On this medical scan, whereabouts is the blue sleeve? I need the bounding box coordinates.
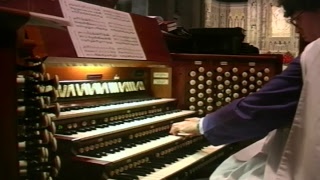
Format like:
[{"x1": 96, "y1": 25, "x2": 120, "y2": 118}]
[{"x1": 202, "y1": 57, "x2": 302, "y2": 146}]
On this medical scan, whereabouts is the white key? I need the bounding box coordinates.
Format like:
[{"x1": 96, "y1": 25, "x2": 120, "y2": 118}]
[
  {"x1": 55, "y1": 110, "x2": 195, "y2": 141},
  {"x1": 140, "y1": 145, "x2": 225, "y2": 180},
  {"x1": 76, "y1": 135, "x2": 183, "y2": 163},
  {"x1": 51, "y1": 98, "x2": 176, "y2": 121}
]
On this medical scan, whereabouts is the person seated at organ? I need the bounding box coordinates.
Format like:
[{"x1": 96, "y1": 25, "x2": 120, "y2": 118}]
[{"x1": 170, "y1": 0, "x2": 320, "y2": 179}]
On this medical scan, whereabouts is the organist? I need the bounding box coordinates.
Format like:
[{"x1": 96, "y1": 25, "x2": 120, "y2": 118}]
[{"x1": 170, "y1": 0, "x2": 320, "y2": 179}]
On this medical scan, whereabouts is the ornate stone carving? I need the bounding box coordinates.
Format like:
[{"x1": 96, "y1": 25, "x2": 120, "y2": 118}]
[{"x1": 204, "y1": 0, "x2": 299, "y2": 56}]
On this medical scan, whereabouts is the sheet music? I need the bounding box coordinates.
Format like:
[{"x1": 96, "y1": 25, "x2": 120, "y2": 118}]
[{"x1": 59, "y1": 0, "x2": 146, "y2": 60}]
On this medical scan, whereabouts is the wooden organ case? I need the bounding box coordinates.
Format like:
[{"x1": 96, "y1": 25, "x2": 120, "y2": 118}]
[
  {"x1": 0, "y1": 7, "x2": 62, "y2": 180},
  {"x1": 1, "y1": 1, "x2": 284, "y2": 180},
  {"x1": 0, "y1": 1, "x2": 234, "y2": 180}
]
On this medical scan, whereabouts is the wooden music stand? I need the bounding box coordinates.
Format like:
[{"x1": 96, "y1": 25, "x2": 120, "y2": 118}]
[{"x1": 0, "y1": 0, "x2": 171, "y2": 62}]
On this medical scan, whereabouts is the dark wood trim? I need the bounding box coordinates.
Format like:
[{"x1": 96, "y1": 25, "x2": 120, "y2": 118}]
[{"x1": 0, "y1": 29, "x2": 19, "y2": 180}]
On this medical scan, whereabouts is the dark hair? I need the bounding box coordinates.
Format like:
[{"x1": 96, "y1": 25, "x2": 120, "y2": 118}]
[{"x1": 277, "y1": 0, "x2": 320, "y2": 17}]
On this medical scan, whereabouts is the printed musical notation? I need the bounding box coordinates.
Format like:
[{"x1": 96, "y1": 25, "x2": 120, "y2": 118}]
[{"x1": 59, "y1": 0, "x2": 146, "y2": 60}]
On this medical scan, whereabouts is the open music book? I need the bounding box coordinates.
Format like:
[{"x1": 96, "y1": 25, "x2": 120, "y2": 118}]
[{"x1": 58, "y1": 0, "x2": 146, "y2": 60}]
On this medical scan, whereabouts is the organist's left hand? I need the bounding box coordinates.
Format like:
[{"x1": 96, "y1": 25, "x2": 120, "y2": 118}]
[{"x1": 169, "y1": 117, "x2": 201, "y2": 136}]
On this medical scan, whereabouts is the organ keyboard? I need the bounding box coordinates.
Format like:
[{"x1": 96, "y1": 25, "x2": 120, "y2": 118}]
[
  {"x1": 104, "y1": 144, "x2": 226, "y2": 180},
  {"x1": 56, "y1": 109, "x2": 194, "y2": 141},
  {"x1": 52, "y1": 97, "x2": 176, "y2": 121},
  {"x1": 138, "y1": 145, "x2": 225, "y2": 180},
  {"x1": 70, "y1": 136, "x2": 228, "y2": 180}
]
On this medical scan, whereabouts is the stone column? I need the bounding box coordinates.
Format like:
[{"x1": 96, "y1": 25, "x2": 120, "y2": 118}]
[
  {"x1": 204, "y1": 0, "x2": 212, "y2": 27},
  {"x1": 132, "y1": 0, "x2": 148, "y2": 16}
]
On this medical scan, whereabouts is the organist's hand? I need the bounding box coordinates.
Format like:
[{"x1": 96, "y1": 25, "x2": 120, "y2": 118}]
[{"x1": 169, "y1": 117, "x2": 201, "y2": 136}]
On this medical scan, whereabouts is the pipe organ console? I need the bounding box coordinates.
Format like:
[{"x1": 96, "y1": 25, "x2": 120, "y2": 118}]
[
  {"x1": 44, "y1": 53, "x2": 283, "y2": 180},
  {"x1": 1, "y1": 2, "x2": 284, "y2": 180},
  {"x1": 41, "y1": 60, "x2": 233, "y2": 180},
  {"x1": 171, "y1": 53, "x2": 283, "y2": 116}
]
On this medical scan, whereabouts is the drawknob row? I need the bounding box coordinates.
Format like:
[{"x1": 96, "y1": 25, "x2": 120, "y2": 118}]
[
  {"x1": 16, "y1": 55, "x2": 61, "y2": 180},
  {"x1": 186, "y1": 66, "x2": 272, "y2": 116}
]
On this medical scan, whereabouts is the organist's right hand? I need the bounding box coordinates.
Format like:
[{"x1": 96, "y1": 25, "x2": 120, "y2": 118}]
[{"x1": 169, "y1": 117, "x2": 201, "y2": 136}]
